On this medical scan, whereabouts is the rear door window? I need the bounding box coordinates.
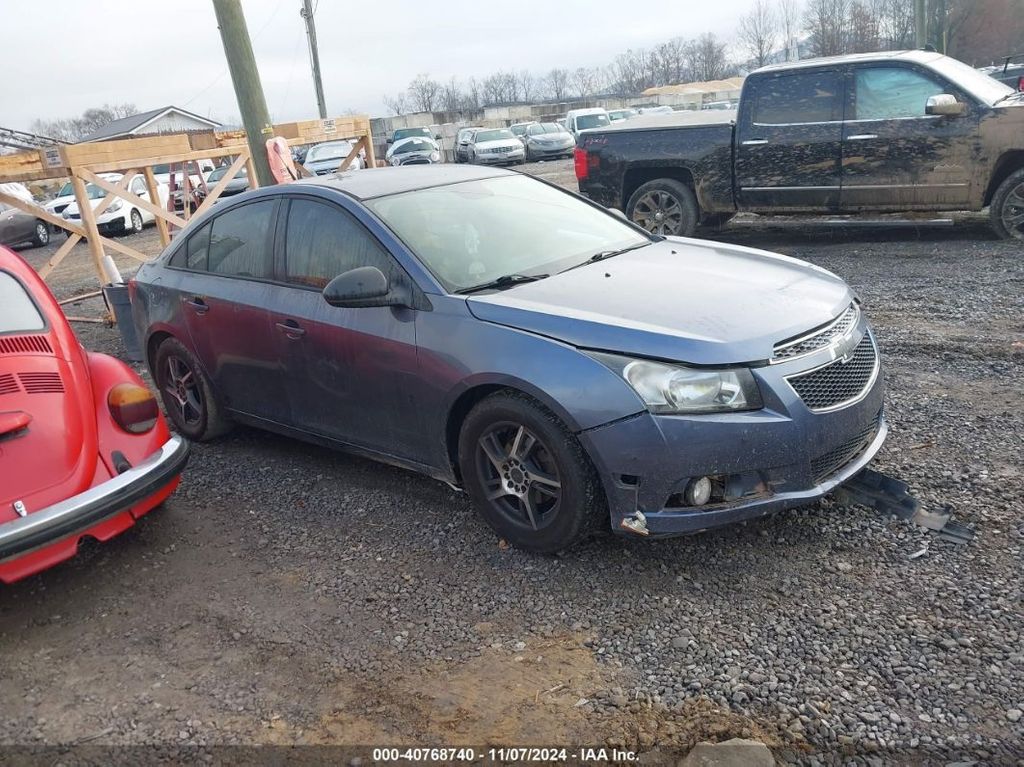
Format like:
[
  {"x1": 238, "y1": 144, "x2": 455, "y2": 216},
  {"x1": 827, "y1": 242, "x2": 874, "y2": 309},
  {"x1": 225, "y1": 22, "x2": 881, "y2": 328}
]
[
  {"x1": 853, "y1": 67, "x2": 947, "y2": 120},
  {"x1": 207, "y1": 201, "x2": 276, "y2": 279},
  {"x1": 0, "y1": 272, "x2": 45, "y2": 332},
  {"x1": 752, "y1": 71, "x2": 843, "y2": 124}
]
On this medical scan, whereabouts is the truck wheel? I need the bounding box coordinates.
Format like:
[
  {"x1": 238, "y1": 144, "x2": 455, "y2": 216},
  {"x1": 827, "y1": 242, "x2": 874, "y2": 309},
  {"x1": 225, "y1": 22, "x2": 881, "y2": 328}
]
[
  {"x1": 458, "y1": 391, "x2": 606, "y2": 554},
  {"x1": 627, "y1": 179, "x2": 699, "y2": 237},
  {"x1": 990, "y1": 167, "x2": 1024, "y2": 241}
]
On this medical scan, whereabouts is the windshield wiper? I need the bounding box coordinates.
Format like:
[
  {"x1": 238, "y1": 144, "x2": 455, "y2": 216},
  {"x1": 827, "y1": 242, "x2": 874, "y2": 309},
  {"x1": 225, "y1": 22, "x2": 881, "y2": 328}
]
[
  {"x1": 994, "y1": 90, "x2": 1023, "y2": 106},
  {"x1": 559, "y1": 241, "x2": 652, "y2": 274},
  {"x1": 456, "y1": 273, "x2": 549, "y2": 295}
]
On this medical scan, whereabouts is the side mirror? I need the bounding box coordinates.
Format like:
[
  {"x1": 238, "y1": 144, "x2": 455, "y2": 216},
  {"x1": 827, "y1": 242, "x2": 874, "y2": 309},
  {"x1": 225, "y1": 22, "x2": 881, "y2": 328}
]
[
  {"x1": 434, "y1": 133, "x2": 442, "y2": 140},
  {"x1": 386, "y1": 137, "x2": 394, "y2": 144},
  {"x1": 323, "y1": 266, "x2": 391, "y2": 308},
  {"x1": 926, "y1": 94, "x2": 966, "y2": 117}
]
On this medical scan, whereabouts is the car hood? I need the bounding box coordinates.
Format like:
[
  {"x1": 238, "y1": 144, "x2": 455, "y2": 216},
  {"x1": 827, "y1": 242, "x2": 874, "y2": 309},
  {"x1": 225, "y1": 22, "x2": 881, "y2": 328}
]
[
  {"x1": 304, "y1": 158, "x2": 346, "y2": 171},
  {"x1": 465, "y1": 239, "x2": 853, "y2": 365},
  {"x1": 529, "y1": 133, "x2": 573, "y2": 142},
  {"x1": 475, "y1": 139, "x2": 523, "y2": 151}
]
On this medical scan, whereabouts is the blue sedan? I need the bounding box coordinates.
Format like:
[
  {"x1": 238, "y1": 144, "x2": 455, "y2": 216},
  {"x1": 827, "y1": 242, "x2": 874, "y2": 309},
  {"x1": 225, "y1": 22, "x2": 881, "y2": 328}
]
[{"x1": 131, "y1": 165, "x2": 885, "y2": 552}]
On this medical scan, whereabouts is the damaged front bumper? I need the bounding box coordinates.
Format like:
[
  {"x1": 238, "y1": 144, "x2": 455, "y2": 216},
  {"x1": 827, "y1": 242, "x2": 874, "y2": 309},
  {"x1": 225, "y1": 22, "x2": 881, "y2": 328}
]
[{"x1": 578, "y1": 347, "x2": 887, "y2": 538}]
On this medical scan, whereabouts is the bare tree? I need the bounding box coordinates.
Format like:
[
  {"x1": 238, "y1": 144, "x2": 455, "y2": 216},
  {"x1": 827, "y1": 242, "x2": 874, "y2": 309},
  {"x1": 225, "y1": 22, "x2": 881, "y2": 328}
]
[
  {"x1": 408, "y1": 73, "x2": 442, "y2": 113},
  {"x1": 778, "y1": 0, "x2": 803, "y2": 59},
  {"x1": 441, "y1": 77, "x2": 464, "y2": 113},
  {"x1": 739, "y1": 0, "x2": 780, "y2": 67},
  {"x1": 31, "y1": 103, "x2": 139, "y2": 143},
  {"x1": 518, "y1": 70, "x2": 537, "y2": 103},
  {"x1": 545, "y1": 68, "x2": 571, "y2": 101},
  {"x1": 464, "y1": 77, "x2": 482, "y2": 110},
  {"x1": 804, "y1": 0, "x2": 851, "y2": 56},
  {"x1": 877, "y1": 0, "x2": 915, "y2": 48},
  {"x1": 573, "y1": 67, "x2": 600, "y2": 97},
  {"x1": 690, "y1": 33, "x2": 730, "y2": 81},
  {"x1": 847, "y1": 0, "x2": 881, "y2": 52},
  {"x1": 382, "y1": 92, "x2": 408, "y2": 116}
]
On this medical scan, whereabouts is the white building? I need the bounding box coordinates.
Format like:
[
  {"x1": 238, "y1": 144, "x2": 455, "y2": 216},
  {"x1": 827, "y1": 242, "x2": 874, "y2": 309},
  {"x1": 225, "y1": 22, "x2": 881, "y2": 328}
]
[{"x1": 79, "y1": 106, "x2": 221, "y2": 142}]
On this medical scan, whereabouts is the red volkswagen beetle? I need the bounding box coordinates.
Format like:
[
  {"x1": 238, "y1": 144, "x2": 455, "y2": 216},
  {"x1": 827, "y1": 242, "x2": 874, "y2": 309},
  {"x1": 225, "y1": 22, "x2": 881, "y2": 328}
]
[{"x1": 0, "y1": 246, "x2": 188, "y2": 583}]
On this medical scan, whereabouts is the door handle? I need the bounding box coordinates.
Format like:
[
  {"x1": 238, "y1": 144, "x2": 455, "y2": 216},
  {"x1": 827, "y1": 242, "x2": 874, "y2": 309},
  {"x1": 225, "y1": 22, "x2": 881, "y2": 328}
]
[
  {"x1": 846, "y1": 134, "x2": 879, "y2": 141},
  {"x1": 275, "y1": 320, "x2": 306, "y2": 338},
  {"x1": 741, "y1": 139, "x2": 769, "y2": 146},
  {"x1": 183, "y1": 297, "x2": 209, "y2": 315}
]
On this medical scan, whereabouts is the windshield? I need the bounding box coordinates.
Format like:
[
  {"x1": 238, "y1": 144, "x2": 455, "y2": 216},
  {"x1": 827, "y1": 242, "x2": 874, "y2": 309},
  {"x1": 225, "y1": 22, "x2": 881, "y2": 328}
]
[
  {"x1": 576, "y1": 113, "x2": 611, "y2": 130},
  {"x1": 56, "y1": 182, "x2": 73, "y2": 197},
  {"x1": 0, "y1": 272, "x2": 45, "y2": 333},
  {"x1": 927, "y1": 54, "x2": 1014, "y2": 104},
  {"x1": 394, "y1": 127, "x2": 432, "y2": 141},
  {"x1": 475, "y1": 129, "x2": 514, "y2": 142},
  {"x1": 152, "y1": 164, "x2": 171, "y2": 174},
  {"x1": 366, "y1": 175, "x2": 650, "y2": 292},
  {"x1": 208, "y1": 166, "x2": 247, "y2": 182},
  {"x1": 529, "y1": 123, "x2": 565, "y2": 135},
  {"x1": 306, "y1": 142, "x2": 351, "y2": 162},
  {"x1": 395, "y1": 138, "x2": 435, "y2": 153}
]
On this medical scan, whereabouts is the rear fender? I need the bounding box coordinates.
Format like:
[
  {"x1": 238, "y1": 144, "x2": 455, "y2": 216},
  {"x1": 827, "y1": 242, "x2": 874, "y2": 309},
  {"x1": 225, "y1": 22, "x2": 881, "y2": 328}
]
[{"x1": 86, "y1": 352, "x2": 171, "y2": 477}]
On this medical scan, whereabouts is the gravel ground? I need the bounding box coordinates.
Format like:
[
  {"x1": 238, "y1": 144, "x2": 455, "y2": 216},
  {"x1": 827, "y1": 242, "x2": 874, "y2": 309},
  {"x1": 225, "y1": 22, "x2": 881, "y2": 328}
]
[{"x1": 2, "y1": 160, "x2": 1022, "y2": 764}]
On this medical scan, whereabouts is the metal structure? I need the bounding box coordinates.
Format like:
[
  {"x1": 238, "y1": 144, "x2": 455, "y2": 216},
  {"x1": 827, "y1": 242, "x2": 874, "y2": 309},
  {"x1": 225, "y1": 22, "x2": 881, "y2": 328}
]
[{"x1": 0, "y1": 127, "x2": 59, "y2": 152}]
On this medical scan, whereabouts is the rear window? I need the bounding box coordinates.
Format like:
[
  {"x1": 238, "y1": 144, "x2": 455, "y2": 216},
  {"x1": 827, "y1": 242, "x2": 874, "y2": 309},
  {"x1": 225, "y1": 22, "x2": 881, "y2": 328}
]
[
  {"x1": 752, "y1": 71, "x2": 842, "y2": 124},
  {"x1": 0, "y1": 272, "x2": 45, "y2": 333}
]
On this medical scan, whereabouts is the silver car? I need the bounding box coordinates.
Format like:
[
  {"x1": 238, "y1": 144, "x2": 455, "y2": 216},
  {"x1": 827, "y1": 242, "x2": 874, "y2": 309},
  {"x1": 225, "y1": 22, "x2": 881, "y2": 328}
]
[
  {"x1": 454, "y1": 127, "x2": 482, "y2": 163},
  {"x1": 467, "y1": 129, "x2": 526, "y2": 166},
  {"x1": 522, "y1": 122, "x2": 575, "y2": 161},
  {"x1": 303, "y1": 140, "x2": 364, "y2": 175}
]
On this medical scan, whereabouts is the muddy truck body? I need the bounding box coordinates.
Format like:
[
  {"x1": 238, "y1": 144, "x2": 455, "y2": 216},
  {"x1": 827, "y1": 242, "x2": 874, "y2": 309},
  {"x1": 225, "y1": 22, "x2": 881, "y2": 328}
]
[{"x1": 575, "y1": 50, "x2": 1024, "y2": 240}]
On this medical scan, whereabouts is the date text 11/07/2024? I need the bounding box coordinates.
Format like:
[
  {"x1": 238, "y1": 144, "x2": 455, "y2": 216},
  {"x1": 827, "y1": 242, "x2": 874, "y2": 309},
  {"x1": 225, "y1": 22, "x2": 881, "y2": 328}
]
[{"x1": 372, "y1": 747, "x2": 639, "y2": 762}]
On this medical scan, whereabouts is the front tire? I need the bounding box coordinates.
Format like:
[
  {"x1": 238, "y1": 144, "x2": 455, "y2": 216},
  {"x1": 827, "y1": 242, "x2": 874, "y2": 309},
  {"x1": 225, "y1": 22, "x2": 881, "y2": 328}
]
[
  {"x1": 626, "y1": 178, "x2": 700, "y2": 237},
  {"x1": 990, "y1": 167, "x2": 1024, "y2": 240},
  {"x1": 458, "y1": 391, "x2": 605, "y2": 553},
  {"x1": 31, "y1": 221, "x2": 50, "y2": 247},
  {"x1": 154, "y1": 337, "x2": 232, "y2": 441},
  {"x1": 129, "y1": 208, "x2": 144, "y2": 234}
]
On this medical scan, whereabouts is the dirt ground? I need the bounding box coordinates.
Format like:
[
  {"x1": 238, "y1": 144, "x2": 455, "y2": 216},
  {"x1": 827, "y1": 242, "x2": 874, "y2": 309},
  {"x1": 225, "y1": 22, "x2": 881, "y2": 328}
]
[{"x1": 2, "y1": 160, "x2": 1022, "y2": 764}]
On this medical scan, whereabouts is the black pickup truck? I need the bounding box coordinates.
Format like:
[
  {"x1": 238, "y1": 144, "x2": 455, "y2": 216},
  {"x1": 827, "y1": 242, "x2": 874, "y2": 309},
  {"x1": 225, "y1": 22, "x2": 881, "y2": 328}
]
[{"x1": 575, "y1": 50, "x2": 1024, "y2": 240}]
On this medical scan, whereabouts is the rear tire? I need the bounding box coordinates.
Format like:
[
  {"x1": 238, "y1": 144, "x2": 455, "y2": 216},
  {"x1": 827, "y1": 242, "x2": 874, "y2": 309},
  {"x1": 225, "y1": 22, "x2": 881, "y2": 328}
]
[
  {"x1": 626, "y1": 178, "x2": 700, "y2": 237},
  {"x1": 154, "y1": 337, "x2": 232, "y2": 441},
  {"x1": 458, "y1": 391, "x2": 605, "y2": 553},
  {"x1": 31, "y1": 221, "x2": 50, "y2": 247},
  {"x1": 990, "y1": 167, "x2": 1024, "y2": 240}
]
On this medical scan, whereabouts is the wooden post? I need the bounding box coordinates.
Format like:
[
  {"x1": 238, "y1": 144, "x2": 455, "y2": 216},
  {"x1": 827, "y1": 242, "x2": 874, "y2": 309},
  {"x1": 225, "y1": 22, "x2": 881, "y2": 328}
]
[
  {"x1": 245, "y1": 155, "x2": 260, "y2": 190},
  {"x1": 211, "y1": 0, "x2": 275, "y2": 187},
  {"x1": 361, "y1": 134, "x2": 377, "y2": 169},
  {"x1": 70, "y1": 171, "x2": 111, "y2": 286},
  {"x1": 143, "y1": 166, "x2": 170, "y2": 246}
]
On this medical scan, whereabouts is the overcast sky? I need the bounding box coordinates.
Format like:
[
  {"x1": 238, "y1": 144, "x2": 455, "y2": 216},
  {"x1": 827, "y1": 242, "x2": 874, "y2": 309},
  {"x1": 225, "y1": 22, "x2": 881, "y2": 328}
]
[{"x1": 3, "y1": 0, "x2": 762, "y2": 132}]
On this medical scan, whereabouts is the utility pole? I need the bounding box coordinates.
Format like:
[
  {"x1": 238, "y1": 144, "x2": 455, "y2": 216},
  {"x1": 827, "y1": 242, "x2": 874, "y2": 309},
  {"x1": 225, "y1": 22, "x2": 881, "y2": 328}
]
[
  {"x1": 300, "y1": 0, "x2": 328, "y2": 119},
  {"x1": 914, "y1": 0, "x2": 928, "y2": 49},
  {"x1": 211, "y1": 0, "x2": 275, "y2": 187}
]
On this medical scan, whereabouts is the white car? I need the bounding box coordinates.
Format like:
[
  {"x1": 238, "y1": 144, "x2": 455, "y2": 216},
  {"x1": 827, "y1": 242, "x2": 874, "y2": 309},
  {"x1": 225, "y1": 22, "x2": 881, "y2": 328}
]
[
  {"x1": 466, "y1": 128, "x2": 526, "y2": 165},
  {"x1": 45, "y1": 174, "x2": 121, "y2": 231},
  {"x1": 386, "y1": 136, "x2": 441, "y2": 166},
  {"x1": 61, "y1": 173, "x2": 168, "y2": 236},
  {"x1": 564, "y1": 108, "x2": 611, "y2": 139},
  {"x1": 151, "y1": 159, "x2": 215, "y2": 188}
]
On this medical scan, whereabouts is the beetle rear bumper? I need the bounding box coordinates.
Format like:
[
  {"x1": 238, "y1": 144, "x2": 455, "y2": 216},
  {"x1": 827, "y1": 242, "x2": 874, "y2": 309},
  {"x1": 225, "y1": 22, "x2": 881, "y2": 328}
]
[{"x1": 0, "y1": 435, "x2": 189, "y2": 571}]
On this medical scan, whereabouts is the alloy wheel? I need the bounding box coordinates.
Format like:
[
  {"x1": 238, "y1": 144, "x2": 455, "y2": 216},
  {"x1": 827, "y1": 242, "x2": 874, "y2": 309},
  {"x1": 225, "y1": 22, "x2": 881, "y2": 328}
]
[
  {"x1": 1000, "y1": 182, "x2": 1024, "y2": 240},
  {"x1": 131, "y1": 209, "x2": 143, "y2": 234},
  {"x1": 475, "y1": 422, "x2": 562, "y2": 531},
  {"x1": 35, "y1": 222, "x2": 49, "y2": 245},
  {"x1": 631, "y1": 190, "x2": 684, "y2": 235},
  {"x1": 163, "y1": 355, "x2": 204, "y2": 428}
]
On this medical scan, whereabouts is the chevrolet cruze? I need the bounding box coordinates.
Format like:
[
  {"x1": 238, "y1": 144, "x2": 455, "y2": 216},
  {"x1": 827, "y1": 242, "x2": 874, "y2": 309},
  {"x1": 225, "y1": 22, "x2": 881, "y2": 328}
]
[{"x1": 131, "y1": 165, "x2": 886, "y2": 552}]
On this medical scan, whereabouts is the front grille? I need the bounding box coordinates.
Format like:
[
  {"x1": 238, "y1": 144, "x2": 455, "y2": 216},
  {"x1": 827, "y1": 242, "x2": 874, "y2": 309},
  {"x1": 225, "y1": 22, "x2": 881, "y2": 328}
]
[
  {"x1": 774, "y1": 303, "x2": 859, "y2": 362},
  {"x1": 399, "y1": 156, "x2": 431, "y2": 165},
  {"x1": 18, "y1": 372, "x2": 64, "y2": 394},
  {"x1": 0, "y1": 335, "x2": 53, "y2": 355},
  {"x1": 810, "y1": 410, "x2": 882, "y2": 484},
  {"x1": 787, "y1": 334, "x2": 877, "y2": 411},
  {"x1": 490, "y1": 146, "x2": 516, "y2": 154},
  {"x1": 0, "y1": 373, "x2": 18, "y2": 395}
]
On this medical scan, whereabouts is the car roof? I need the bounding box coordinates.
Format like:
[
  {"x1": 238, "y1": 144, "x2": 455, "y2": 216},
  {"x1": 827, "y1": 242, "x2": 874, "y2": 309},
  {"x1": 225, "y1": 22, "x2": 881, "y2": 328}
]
[
  {"x1": 753, "y1": 49, "x2": 944, "y2": 74},
  {"x1": 566, "y1": 107, "x2": 607, "y2": 117},
  {"x1": 293, "y1": 165, "x2": 514, "y2": 201}
]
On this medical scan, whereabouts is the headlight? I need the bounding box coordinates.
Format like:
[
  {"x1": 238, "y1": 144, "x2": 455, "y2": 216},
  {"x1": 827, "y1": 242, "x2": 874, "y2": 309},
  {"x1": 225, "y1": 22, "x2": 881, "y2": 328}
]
[
  {"x1": 593, "y1": 353, "x2": 762, "y2": 414},
  {"x1": 106, "y1": 200, "x2": 123, "y2": 213},
  {"x1": 430, "y1": 152, "x2": 440, "y2": 162}
]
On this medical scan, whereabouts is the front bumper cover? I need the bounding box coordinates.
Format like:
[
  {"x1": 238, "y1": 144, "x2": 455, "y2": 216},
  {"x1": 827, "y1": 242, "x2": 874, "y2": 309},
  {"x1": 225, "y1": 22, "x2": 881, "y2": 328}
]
[{"x1": 0, "y1": 434, "x2": 189, "y2": 562}]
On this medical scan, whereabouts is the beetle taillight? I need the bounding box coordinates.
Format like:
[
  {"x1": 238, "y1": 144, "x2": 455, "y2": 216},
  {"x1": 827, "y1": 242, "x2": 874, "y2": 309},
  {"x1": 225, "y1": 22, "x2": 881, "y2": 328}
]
[{"x1": 108, "y1": 383, "x2": 159, "y2": 434}]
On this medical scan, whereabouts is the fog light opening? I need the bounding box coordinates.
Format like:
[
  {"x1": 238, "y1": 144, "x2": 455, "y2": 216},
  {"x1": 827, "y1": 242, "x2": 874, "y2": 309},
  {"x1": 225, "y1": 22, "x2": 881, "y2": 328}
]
[{"x1": 684, "y1": 476, "x2": 713, "y2": 506}]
